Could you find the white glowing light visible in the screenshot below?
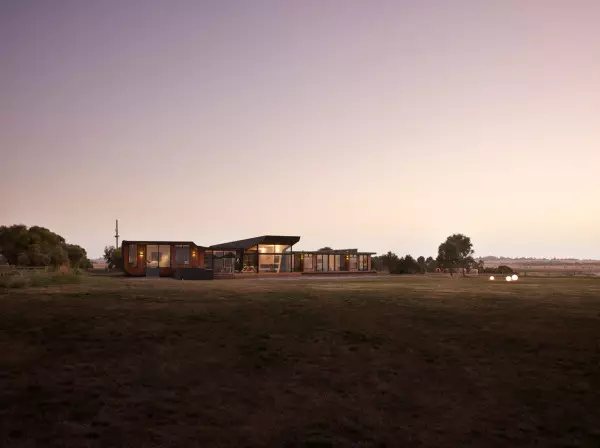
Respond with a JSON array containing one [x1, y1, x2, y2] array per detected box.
[[511, 274, 519, 281], [505, 276, 512, 282], [489, 276, 495, 281]]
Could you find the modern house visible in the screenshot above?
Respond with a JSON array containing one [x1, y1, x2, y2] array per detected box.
[[122, 235, 375, 279]]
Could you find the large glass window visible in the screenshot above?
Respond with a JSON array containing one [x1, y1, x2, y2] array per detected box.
[[253, 244, 294, 272], [280, 254, 292, 272], [303, 254, 313, 271], [128, 244, 137, 267], [175, 245, 190, 265], [329, 255, 335, 272], [259, 245, 274, 253], [259, 253, 277, 272], [293, 254, 303, 272], [341, 255, 349, 271], [159, 245, 171, 268], [349, 255, 358, 271], [146, 244, 159, 268], [224, 251, 238, 273], [359, 255, 369, 271], [242, 252, 258, 272], [204, 250, 213, 269], [212, 251, 223, 273], [213, 251, 235, 273], [316, 254, 330, 272], [335, 255, 349, 271]]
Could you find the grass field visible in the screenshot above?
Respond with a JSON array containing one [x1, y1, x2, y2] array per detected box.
[[1, 275, 600, 447]]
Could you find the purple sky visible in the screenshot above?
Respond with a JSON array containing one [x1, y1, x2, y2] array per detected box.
[[2, 0, 599, 259]]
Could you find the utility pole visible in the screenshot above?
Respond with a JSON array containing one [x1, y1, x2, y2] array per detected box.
[[115, 219, 120, 249]]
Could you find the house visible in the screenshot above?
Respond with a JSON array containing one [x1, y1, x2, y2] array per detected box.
[[122, 235, 375, 279]]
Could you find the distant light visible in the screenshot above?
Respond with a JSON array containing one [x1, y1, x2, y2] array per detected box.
[[511, 274, 519, 281], [139, 251, 143, 256], [505, 276, 512, 282], [489, 276, 495, 281]]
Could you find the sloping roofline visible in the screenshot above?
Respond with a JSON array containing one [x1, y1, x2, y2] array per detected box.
[[294, 250, 377, 255], [122, 240, 207, 249], [210, 235, 301, 250]]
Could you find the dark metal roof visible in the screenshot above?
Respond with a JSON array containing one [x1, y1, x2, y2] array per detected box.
[[122, 240, 207, 249], [210, 235, 301, 250], [295, 250, 377, 255]]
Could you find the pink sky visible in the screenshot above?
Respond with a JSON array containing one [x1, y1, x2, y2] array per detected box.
[[1, 0, 599, 258]]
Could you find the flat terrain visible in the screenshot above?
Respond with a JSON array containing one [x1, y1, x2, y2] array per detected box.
[[1, 276, 599, 447], [483, 259, 600, 276]]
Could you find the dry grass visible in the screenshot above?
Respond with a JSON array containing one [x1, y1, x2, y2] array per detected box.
[[1, 275, 600, 447], [484, 259, 600, 276]]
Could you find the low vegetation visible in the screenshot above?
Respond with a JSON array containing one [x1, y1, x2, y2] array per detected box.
[[1, 275, 599, 447], [0, 269, 83, 289]]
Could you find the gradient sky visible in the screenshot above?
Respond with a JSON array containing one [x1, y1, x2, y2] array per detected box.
[[2, 0, 599, 259]]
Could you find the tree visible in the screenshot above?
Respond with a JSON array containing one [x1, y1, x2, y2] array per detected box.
[[65, 244, 92, 268], [0, 224, 30, 265], [0, 224, 70, 267], [103, 246, 123, 270], [417, 256, 426, 274], [474, 257, 484, 273], [380, 251, 399, 273], [396, 255, 420, 274], [371, 255, 383, 271], [436, 234, 475, 276], [319, 247, 333, 251], [425, 256, 437, 272]]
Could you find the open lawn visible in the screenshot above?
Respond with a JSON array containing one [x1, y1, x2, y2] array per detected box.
[[1, 275, 600, 447]]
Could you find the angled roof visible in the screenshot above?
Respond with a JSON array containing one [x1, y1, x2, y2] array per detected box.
[[122, 240, 207, 249], [295, 250, 377, 255], [210, 235, 301, 250]]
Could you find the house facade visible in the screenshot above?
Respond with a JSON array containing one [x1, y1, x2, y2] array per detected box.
[[122, 235, 374, 278]]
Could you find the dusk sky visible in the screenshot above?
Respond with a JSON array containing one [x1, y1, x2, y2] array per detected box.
[[2, 0, 599, 259]]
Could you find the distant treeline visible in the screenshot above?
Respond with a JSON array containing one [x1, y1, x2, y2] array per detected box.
[[482, 256, 585, 262], [0, 225, 92, 268], [372, 234, 484, 275]]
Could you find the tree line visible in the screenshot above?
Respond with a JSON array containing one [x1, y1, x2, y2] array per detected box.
[[0, 225, 92, 268], [372, 234, 484, 275]]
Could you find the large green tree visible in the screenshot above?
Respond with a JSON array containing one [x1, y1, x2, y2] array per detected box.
[[65, 244, 92, 268], [425, 256, 437, 272], [0, 224, 77, 267], [380, 251, 400, 272], [436, 233, 475, 276], [103, 246, 123, 270]]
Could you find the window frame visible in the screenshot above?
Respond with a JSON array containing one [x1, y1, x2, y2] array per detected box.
[[128, 244, 137, 267]]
